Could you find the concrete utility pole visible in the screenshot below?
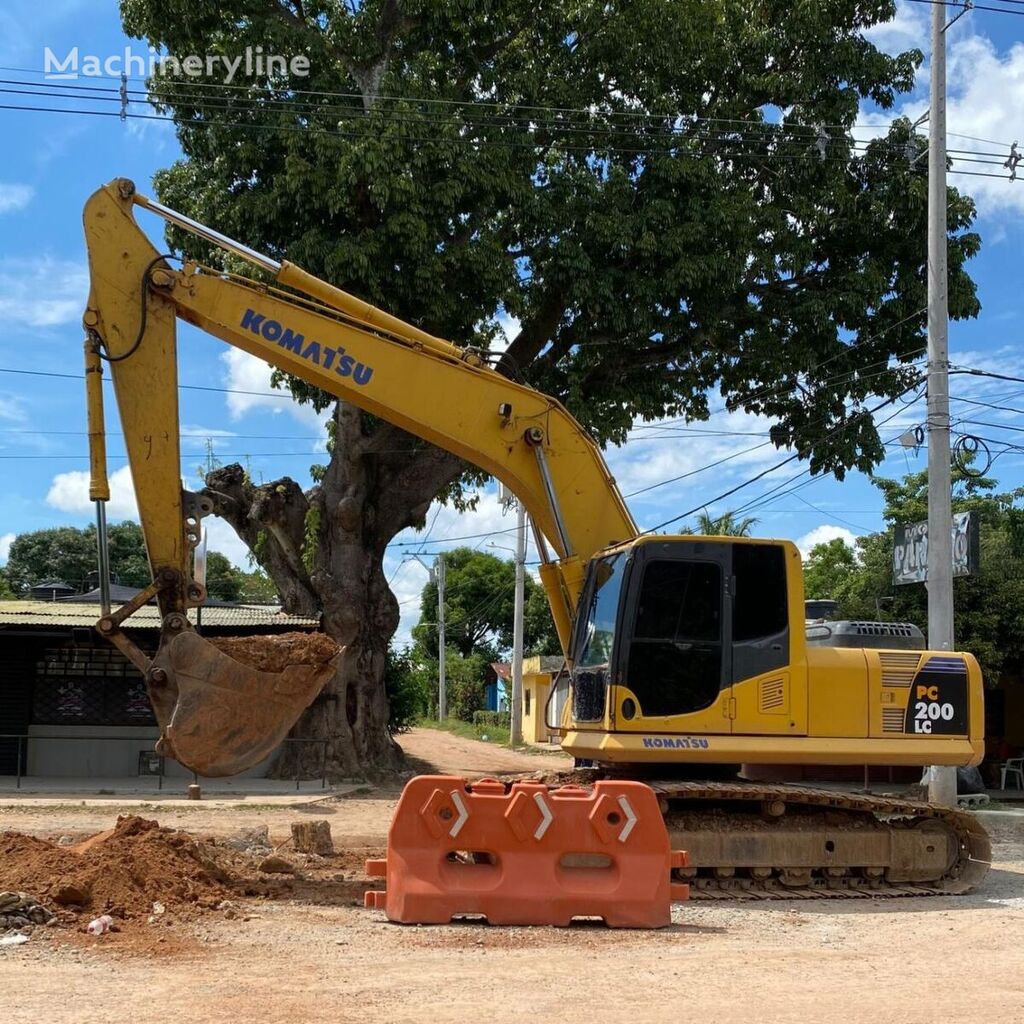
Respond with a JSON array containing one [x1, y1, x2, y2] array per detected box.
[[510, 500, 526, 747], [926, 2, 958, 808], [435, 553, 447, 720]]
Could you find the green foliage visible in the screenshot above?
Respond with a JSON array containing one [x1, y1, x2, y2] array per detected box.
[[0, 570, 15, 599], [384, 645, 432, 733], [5, 522, 150, 593], [302, 505, 321, 575], [473, 710, 511, 730], [428, 647, 492, 723], [690, 512, 760, 537], [236, 568, 278, 604], [121, 0, 980, 480], [104, 522, 151, 588], [525, 585, 562, 657], [6, 526, 97, 593], [413, 547, 556, 659], [4, 521, 246, 602], [801, 466, 1024, 682], [803, 537, 859, 602], [205, 550, 242, 601], [251, 529, 269, 569]]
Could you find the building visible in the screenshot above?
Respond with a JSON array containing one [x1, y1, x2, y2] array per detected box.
[[0, 591, 318, 780], [520, 655, 568, 745]]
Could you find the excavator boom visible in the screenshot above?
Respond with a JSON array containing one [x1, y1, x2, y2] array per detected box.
[[82, 177, 633, 774]]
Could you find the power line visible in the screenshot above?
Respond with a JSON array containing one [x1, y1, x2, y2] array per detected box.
[[951, 366, 1024, 385], [902, 0, 1024, 15], [640, 387, 922, 534], [0, 89, 1020, 176]]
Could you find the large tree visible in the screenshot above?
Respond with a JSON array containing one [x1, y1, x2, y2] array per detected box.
[[4, 523, 252, 599], [6, 522, 149, 593], [120, 0, 980, 774]]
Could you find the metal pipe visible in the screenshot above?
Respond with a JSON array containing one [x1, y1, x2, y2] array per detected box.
[[532, 443, 573, 558], [133, 192, 283, 275], [95, 500, 111, 617], [84, 338, 109, 502], [530, 516, 552, 565]]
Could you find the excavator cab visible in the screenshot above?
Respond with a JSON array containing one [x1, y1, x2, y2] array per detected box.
[[566, 536, 794, 741]]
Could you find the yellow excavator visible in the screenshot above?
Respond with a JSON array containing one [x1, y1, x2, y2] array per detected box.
[[82, 178, 989, 898]]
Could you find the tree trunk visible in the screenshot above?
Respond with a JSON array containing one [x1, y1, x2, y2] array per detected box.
[[204, 402, 465, 780]]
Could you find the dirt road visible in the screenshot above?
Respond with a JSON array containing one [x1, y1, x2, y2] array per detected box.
[[2, 729, 1022, 1024], [397, 726, 568, 776]]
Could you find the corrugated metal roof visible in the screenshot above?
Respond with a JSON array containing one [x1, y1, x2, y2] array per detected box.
[[0, 601, 319, 630]]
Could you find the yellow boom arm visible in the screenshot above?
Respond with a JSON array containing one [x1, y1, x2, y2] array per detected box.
[[83, 178, 637, 654]]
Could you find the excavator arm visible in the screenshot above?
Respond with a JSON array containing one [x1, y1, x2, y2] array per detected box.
[[83, 177, 636, 775]]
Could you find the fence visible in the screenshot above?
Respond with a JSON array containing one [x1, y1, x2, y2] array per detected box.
[[0, 733, 329, 791]]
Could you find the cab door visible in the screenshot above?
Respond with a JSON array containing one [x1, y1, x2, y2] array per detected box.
[[612, 539, 735, 735], [729, 541, 807, 736]]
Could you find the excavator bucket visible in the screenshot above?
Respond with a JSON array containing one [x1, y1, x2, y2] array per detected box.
[[146, 631, 340, 777]]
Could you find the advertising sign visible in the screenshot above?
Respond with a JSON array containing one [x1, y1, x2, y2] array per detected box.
[[892, 511, 979, 585]]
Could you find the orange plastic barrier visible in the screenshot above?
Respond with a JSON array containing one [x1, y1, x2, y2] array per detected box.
[[364, 775, 688, 927]]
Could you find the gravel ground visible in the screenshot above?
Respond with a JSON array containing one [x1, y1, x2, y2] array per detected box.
[[2, 733, 1022, 1024]]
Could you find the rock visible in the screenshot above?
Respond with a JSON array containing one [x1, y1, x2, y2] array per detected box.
[[151, 901, 166, 916], [0, 893, 21, 914], [258, 854, 297, 875], [51, 884, 89, 907], [57, 836, 75, 846], [290, 820, 334, 856], [223, 826, 272, 854]]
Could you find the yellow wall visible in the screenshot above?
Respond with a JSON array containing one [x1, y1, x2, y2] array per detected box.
[[521, 655, 556, 744]]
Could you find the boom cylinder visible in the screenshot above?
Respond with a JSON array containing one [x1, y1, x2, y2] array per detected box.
[[84, 335, 111, 615]]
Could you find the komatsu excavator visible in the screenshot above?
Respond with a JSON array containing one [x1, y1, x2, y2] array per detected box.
[[82, 178, 990, 898]]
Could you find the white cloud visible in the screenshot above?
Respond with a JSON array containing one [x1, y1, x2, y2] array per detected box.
[[796, 525, 857, 559], [221, 348, 329, 440], [0, 394, 26, 422], [0, 257, 89, 328], [0, 184, 33, 214], [606, 407, 783, 514], [0, 532, 14, 564], [45, 464, 253, 569], [864, 4, 928, 56], [861, 21, 1024, 218], [46, 464, 139, 520], [385, 485, 528, 646], [203, 515, 252, 569], [491, 310, 521, 355]]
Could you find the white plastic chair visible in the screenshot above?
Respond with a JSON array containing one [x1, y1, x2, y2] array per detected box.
[[1000, 757, 1024, 790]]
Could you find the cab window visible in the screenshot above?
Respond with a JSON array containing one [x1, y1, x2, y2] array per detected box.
[[576, 552, 627, 667]]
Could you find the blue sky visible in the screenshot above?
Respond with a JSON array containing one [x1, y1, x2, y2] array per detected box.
[[1, 2, 1023, 644]]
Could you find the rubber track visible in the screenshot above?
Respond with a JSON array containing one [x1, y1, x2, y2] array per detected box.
[[645, 780, 992, 901]]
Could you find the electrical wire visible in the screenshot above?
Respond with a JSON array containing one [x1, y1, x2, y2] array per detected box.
[[640, 386, 923, 534]]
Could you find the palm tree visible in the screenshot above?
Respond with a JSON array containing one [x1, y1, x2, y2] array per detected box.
[[692, 511, 759, 537]]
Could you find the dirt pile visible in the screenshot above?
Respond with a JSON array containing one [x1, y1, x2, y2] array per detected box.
[[208, 632, 341, 673], [0, 816, 231, 919]]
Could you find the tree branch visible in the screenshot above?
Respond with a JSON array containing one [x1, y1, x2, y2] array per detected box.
[[202, 464, 319, 616]]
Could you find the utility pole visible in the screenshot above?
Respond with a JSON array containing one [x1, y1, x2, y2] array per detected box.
[[435, 553, 447, 720], [926, 2, 958, 808], [510, 500, 526, 747]]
